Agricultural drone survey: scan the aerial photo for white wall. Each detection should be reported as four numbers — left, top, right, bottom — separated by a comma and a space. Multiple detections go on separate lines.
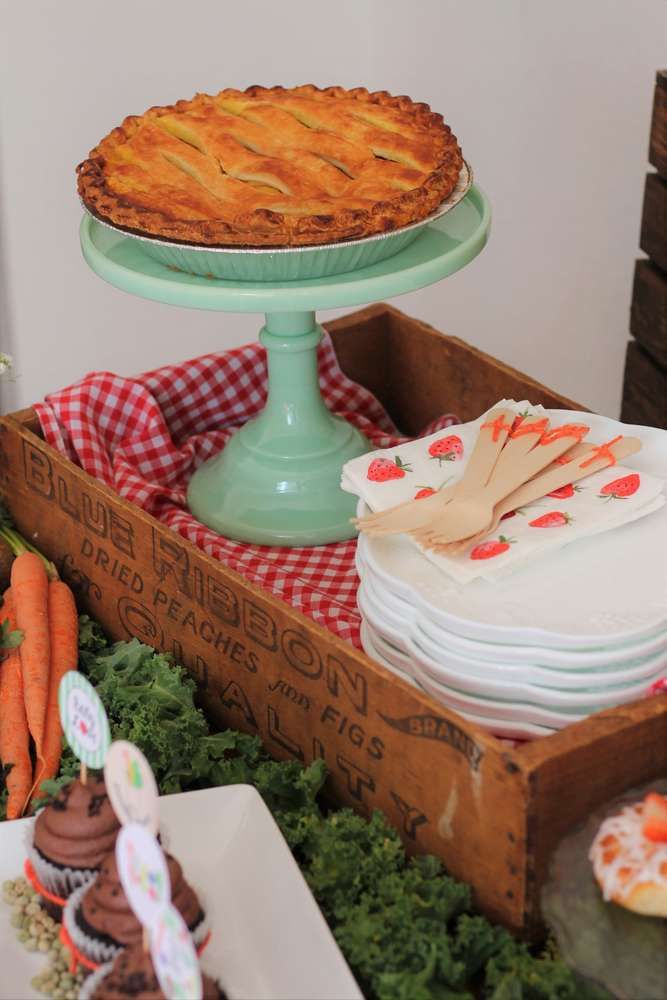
1, 0, 665, 416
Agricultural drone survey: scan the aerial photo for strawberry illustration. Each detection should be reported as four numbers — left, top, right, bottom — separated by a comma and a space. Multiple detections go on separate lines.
79, 720, 89, 735
529, 511, 573, 528
510, 409, 531, 434
501, 508, 526, 521
547, 483, 582, 499
599, 473, 640, 500
646, 678, 667, 698
367, 455, 412, 482
414, 487, 436, 499
470, 536, 515, 560
428, 435, 463, 464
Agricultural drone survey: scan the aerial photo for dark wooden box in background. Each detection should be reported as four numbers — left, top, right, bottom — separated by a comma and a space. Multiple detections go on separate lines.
621, 69, 667, 429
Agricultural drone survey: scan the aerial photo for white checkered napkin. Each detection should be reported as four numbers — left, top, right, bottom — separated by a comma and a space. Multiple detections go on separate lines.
33, 332, 459, 648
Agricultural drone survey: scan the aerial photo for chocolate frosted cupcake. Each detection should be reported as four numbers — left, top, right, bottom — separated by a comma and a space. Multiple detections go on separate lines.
27, 776, 120, 910
80, 943, 225, 1000
64, 850, 208, 967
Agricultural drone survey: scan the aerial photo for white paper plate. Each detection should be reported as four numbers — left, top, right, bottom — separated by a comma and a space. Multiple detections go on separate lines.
361, 621, 553, 739
360, 619, 419, 685
409, 657, 579, 730
408, 631, 662, 709
358, 543, 667, 670
357, 412, 667, 649
360, 572, 667, 690
0, 786, 361, 1000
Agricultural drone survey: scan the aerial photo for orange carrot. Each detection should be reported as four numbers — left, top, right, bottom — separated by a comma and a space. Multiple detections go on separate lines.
0, 590, 31, 818
31, 580, 78, 801
10, 551, 50, 758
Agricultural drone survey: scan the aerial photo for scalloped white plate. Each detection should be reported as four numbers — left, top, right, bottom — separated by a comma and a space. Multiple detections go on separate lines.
407, 630, 663, 709
359, 573, 667, 691
356, 411, 667, 650
360, 621, 553, 740
357, 544, 667, 669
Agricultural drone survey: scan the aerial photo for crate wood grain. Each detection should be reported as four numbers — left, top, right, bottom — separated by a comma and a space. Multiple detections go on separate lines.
640, 172, 667, 275
630, 259, 667, 370
649, 70, 667, 178
1, 304, 664, 935
621, 339, 667, 429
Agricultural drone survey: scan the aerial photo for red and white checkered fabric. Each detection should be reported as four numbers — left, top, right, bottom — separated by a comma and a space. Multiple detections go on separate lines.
34, 333, 458, 647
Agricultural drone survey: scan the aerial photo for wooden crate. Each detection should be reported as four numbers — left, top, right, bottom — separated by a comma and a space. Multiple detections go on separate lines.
1, 303, 664, 935
621, 340, 667, 429
649, 69, 667, 179
622, 70, 667, 428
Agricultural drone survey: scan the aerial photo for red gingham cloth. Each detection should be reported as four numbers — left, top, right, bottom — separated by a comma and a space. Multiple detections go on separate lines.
34, 333, 458, 647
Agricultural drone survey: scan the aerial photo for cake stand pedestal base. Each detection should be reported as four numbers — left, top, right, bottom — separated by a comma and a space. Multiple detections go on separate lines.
187, 311, 369, 545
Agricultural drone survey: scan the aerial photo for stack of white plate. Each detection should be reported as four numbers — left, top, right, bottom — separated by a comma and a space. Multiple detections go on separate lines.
355, 414, 667, 740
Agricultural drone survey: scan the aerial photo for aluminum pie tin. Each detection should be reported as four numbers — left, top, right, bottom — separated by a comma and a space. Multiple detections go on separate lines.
83, 161, 472, 282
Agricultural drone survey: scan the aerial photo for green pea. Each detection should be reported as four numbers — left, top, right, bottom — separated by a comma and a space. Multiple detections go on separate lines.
10, 912, 24, 927
25, 937, 38, 951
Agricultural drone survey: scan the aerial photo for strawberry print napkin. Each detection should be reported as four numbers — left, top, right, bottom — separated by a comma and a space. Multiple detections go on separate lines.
342, 400, 666, 584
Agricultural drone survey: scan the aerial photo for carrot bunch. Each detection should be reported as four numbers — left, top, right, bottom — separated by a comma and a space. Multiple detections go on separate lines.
0, 508, 78, 818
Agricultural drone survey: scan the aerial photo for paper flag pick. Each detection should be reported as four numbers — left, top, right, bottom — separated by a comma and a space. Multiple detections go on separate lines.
105, 740, 159, 835
58, 671, 111, 769
151, 903, 203, 1000
116, 823, 171, 930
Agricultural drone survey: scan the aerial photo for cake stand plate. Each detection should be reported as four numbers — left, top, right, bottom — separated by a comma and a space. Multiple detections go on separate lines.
80, 186, 490, 545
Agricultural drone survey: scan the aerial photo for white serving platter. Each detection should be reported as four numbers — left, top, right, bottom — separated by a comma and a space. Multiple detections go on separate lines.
0, 785, 362, 1000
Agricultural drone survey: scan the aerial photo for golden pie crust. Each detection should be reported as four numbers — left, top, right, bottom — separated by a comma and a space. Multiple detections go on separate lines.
77, 85, 463, 247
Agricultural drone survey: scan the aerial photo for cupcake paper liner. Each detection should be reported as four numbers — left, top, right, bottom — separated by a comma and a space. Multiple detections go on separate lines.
25, 824, 99, 901
63, 884, 121, 967
77, 961, 113, 1000
63, 883, 211, 970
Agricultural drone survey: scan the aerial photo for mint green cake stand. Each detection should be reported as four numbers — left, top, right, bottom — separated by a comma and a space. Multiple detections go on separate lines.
79, 185, 490, 546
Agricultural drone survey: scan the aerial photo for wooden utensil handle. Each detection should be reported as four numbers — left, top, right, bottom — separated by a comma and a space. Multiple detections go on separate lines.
454, 408, 515, 495
498, 436, 642, 512
485, 424, 591, 503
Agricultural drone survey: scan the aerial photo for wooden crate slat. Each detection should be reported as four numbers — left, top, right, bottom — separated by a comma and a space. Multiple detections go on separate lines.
621, 339, 667, 429
327, 304, 585, 436
649, 70, 667, 178
640, 172, 667, 274
630, 259, 667, 369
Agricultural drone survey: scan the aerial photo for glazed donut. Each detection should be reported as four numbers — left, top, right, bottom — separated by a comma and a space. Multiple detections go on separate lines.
589, 794, 667, 918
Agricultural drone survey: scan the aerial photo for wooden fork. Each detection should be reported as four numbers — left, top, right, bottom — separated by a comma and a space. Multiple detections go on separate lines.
425, 435, 642, 555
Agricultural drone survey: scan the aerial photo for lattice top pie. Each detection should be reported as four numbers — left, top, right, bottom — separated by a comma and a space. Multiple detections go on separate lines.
77, 85, 463, 247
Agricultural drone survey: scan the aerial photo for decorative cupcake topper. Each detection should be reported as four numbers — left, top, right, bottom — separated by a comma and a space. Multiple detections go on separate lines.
151, 903, 203, 1000
58, 671, 111, 783
104, 740, 159, 835
116, 824, 202, 999
116, 823, 171, 930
